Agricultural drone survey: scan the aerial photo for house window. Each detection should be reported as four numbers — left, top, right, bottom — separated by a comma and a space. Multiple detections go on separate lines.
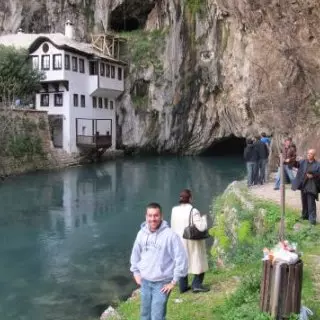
92, 97, 97, 108
106, 64, 110, 77
104, 98, 109, 109
110, 100, 114, 110
53, 54, 62, 70
65, 54, 70, 70
98, 97, 103, 109
100, 63, 105, 76
40, 94, 49, 107
111, 65, 115, 78
73, 94, 78, 107
79, 59, 85, 73
81, 95, 85, 108
89, 61, 97, 75
42, 43, 49, 53
41, 55, 50, 70
118, 67, 122, 80
31, 56, 39, 70
54, 93, 63, 106
72, 56, 78, 72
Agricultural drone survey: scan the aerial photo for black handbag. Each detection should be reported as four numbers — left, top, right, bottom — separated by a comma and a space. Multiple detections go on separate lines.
182, 207, 210, 240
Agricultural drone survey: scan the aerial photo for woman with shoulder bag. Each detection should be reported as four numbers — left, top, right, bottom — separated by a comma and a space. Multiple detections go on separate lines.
170, 189, 209, 293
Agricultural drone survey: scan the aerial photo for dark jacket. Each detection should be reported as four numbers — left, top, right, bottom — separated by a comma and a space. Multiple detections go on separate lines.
244, 145, 259, 162
254, 140, 269, 160
292, 159, 320, 199
282, 144, 297, 168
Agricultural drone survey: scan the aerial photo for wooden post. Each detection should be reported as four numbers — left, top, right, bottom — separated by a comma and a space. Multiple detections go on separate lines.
279, 153, 285, 241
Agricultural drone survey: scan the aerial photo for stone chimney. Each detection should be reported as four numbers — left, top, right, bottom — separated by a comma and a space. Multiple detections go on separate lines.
65, 20, 74, 39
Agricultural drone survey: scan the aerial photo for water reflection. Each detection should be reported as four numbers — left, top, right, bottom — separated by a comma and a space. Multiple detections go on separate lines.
0, 156, 245, 320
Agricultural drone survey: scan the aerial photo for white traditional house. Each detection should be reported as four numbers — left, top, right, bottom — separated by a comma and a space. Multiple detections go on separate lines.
0, 21, 126, 154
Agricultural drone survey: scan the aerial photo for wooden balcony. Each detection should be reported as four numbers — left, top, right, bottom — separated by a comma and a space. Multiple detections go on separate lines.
76, 135, 112, 148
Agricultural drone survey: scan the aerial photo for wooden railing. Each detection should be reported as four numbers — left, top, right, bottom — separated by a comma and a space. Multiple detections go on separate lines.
76, 135, 112, 148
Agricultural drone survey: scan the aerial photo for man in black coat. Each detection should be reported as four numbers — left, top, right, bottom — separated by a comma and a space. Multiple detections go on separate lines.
292, 149, 320, 225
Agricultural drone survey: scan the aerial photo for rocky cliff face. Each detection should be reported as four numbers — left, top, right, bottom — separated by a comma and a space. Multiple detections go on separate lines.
2, 0, 320, 154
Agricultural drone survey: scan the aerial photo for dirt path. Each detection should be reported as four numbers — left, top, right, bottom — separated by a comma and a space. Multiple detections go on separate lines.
249, 182, 320, 222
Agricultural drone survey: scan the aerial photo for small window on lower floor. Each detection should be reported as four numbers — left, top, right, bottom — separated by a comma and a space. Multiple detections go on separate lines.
81, 95, 85, 108
54, 93, 63, 106
104, 98, 109, 109
73, 94, 78, 107
118, 67, 122, 80
111, 65, 115, 79
110, 100, 114, 110
40, 94, 49, 107
92, 97, 97, 108
98, 97, 103, 109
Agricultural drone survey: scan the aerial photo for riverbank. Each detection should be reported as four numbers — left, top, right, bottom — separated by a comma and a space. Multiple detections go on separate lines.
0, 149, 124, 180
106, 181, 320, 320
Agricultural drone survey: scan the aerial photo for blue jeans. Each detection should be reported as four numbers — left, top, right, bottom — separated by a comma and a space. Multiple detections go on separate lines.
274, 165, 295, 189
246, 162, 257, 186
141, 279, 170, 320
256, 158, 268, 184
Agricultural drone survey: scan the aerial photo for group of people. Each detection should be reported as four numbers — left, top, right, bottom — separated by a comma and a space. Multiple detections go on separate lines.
130, 190, 209, 320
243, 132, 270, 186
273, 137, 320, 226
245, 134, 319, 225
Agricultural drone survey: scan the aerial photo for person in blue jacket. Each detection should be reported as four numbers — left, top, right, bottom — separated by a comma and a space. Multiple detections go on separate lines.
130, 202, 188, 320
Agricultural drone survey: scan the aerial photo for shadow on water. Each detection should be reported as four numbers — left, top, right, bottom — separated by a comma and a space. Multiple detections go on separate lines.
0, 156, 246, 320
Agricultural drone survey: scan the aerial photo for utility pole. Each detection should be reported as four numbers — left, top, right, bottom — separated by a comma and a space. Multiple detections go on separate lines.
279, 153, 285, 241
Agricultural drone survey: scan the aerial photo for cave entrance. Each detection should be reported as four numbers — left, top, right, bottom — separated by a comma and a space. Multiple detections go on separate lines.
109, 1, 156, 32
110, 16, 140, 32
202, 136, 247, 156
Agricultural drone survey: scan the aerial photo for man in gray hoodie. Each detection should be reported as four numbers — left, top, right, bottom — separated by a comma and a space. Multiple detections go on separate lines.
130, 202, 188, 320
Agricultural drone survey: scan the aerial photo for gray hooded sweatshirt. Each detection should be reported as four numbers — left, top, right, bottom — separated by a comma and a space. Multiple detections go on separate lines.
130, 220, 188, 283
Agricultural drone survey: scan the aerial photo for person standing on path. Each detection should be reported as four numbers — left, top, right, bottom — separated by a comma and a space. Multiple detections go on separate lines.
130, 202, 188, 320
244, 138, 259, 187
274, 137, 297, 190
254, 135, 269, 185
260, 132, 271, 148
292, 149, 320, 225
171, 189, 209, 293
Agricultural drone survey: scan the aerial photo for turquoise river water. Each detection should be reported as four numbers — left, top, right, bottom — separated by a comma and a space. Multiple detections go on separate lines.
0, 156, 245, 320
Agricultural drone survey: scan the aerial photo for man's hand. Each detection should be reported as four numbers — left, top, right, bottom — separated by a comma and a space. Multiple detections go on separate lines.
306, 173, 313, 179
284, 158, 290, 163
160, 282, 175, 294
134, 275, 141, 286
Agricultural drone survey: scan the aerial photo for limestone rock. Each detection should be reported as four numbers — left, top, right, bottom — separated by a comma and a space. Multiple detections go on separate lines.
100, 306, 121, 320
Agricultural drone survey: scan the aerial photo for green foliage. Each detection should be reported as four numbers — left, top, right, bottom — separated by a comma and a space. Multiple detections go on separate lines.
8, 135, 44, 159
132, 95, 149, 109
38, 116, 48, 130
119, 29, 167, 75
212, 272, 273, 320
0, 112, 46, 159
210, 185, 320, 319
237, 221, 253, 243
0, 45, 43, 105
185, 0, 204, 16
